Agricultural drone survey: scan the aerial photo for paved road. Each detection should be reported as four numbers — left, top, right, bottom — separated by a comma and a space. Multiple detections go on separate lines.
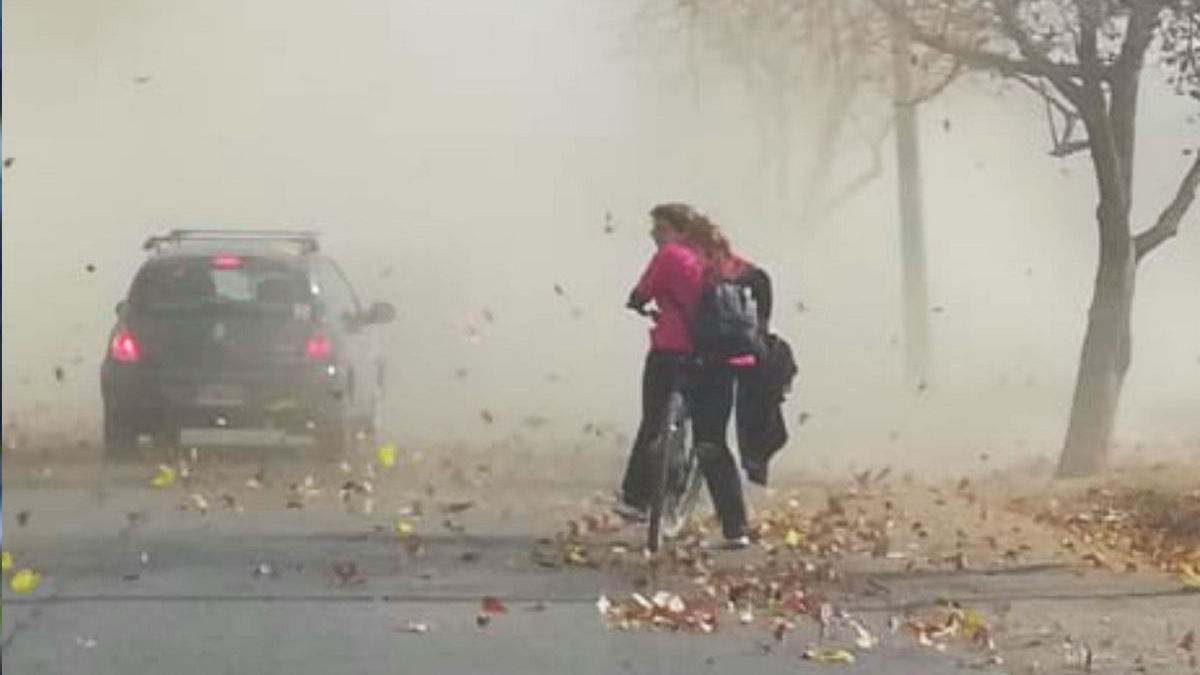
2, 457, 1194, 674
0, 455, 976, 675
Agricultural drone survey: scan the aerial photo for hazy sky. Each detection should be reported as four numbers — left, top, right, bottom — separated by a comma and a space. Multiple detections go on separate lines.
3, 0, 1198, 471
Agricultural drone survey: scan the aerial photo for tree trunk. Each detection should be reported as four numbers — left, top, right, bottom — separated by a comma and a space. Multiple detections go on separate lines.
890, 17, 931, 385
1056, 217, 1136, 478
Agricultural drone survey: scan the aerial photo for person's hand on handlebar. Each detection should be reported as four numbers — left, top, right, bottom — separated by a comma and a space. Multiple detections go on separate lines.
626, 290, 660, 320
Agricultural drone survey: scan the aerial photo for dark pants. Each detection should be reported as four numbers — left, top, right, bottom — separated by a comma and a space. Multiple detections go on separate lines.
621, 351, 688, 509
621, 351, 748, 539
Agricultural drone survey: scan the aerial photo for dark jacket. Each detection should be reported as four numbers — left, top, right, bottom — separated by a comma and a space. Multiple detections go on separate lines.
730, 266, 797, 486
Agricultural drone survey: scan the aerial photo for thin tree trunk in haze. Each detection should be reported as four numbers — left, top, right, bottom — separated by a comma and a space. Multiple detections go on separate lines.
890, 18, 930, 385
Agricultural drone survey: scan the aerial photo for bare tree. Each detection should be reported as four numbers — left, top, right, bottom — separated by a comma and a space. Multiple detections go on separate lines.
658, 0, 906, 222
651, 0, 1199, 476
867, 0, 1199, 477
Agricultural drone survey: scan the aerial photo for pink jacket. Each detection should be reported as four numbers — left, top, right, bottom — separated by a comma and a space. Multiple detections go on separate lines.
633, 241, 705, 353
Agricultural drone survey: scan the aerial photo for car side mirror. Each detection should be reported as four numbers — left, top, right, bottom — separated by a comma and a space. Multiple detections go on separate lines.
362, 301, 396, 325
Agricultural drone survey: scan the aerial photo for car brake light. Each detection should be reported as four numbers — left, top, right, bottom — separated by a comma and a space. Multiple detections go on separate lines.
110, 329, 141, 363
210, 254, 243, 270
305, 334, 333, 360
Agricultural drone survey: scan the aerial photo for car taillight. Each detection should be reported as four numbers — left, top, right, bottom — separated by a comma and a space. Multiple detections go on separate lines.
305, 334, 333, 360
110, 329, 141, 363
210, 254, 243, 270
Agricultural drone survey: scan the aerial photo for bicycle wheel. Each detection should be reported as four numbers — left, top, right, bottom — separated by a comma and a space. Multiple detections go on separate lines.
647, 391, 697, 552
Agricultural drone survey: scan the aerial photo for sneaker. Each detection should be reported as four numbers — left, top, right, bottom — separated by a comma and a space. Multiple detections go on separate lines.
706, 535, 751, 551
612, 501, 649, 523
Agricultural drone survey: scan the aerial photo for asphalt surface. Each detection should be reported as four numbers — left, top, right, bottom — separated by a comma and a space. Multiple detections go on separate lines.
2, 454, 1195, 674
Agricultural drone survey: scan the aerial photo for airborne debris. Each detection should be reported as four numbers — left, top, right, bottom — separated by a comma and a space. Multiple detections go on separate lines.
377, 442, 398, 469
441, 501, 476, 514
149, 465, 177, 488
188, 493, 210, 515
398, 620, 431, 635
481, 596, 508, 614
331, 561, 364, 587
10, 568, 42, 594
802, 647, 856, 664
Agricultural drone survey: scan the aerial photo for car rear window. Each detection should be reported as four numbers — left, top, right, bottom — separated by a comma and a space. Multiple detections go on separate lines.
130, 256, 313, 314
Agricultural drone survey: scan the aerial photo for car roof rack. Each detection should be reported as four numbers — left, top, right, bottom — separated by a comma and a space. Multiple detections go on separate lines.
142, 229, 321, 254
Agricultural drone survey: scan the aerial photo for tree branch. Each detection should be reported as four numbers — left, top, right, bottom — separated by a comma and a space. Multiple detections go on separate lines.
897, 57, 965, 106
1013, 73, 1074, 118
870, 0, 1085, 84
994, 0, 1085, 101
1134, 150, 1200, 262
809, 116, 895, 225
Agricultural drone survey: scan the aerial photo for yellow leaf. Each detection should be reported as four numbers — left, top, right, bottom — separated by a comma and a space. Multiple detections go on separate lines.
149, 465, 177, 488
394, 518, 415, 537
802, 647, 856, 664
10, 568, 41, 594
785, 528, 804, 548
377, 443, 397, 469
1181, 563, 1200, 589
565, 544, 590, 566
1, 550, 13, 573
962, 608, 988, 638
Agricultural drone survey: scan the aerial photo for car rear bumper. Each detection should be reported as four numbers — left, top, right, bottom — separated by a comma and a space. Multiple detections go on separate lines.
101, 361, 346, 431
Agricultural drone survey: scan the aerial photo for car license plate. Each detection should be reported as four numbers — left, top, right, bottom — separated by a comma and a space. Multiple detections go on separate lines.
195, 385, 244, 407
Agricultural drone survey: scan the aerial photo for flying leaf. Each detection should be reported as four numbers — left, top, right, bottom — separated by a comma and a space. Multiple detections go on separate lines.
189, 493, 210, 515
377, 443, 398, 469
1181, 564, 1200, 589
802, 648, 856, 664
399, 620, 431, 634
481, 596, 508, 614
394, 518, 415, 538
10, 568, 42, 594
149, 465, 177, 488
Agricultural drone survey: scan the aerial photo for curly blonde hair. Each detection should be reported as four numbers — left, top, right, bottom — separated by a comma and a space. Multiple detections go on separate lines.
649, 202, 732, 266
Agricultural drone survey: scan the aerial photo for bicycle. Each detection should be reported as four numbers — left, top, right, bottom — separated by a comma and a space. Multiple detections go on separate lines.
630, 304, 705, 553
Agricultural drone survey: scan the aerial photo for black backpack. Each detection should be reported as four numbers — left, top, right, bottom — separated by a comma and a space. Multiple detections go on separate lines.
692, 275, 764, 358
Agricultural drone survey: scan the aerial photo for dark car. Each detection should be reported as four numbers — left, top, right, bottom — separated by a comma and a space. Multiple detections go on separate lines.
100, 230, 395, 459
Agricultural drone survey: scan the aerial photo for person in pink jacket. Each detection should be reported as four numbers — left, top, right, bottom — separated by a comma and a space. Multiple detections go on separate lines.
618, 203, 751, 549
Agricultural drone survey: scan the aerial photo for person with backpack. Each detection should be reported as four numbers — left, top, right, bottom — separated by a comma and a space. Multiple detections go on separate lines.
676, 210, 765, 549
621, 202, 772, 547
688, 222, 798, 488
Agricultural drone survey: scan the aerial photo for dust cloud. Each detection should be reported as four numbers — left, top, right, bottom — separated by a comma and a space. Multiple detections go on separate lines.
3, 0, 1198, 475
